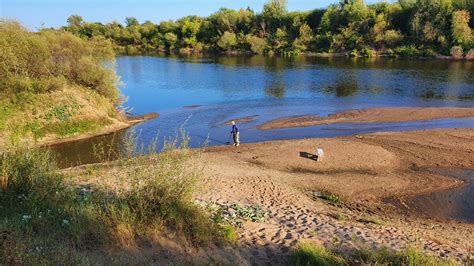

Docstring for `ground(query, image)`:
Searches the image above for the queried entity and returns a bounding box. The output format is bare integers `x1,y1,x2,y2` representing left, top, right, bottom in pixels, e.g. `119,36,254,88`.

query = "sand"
126,112,159,125
224,115,259,125
65,127,474,264
257,107,474,130
189,128,474,264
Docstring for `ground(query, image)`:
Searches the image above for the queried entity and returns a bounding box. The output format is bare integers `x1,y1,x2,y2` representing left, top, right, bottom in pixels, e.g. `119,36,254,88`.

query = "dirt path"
257,107,474,130
192,128,474,264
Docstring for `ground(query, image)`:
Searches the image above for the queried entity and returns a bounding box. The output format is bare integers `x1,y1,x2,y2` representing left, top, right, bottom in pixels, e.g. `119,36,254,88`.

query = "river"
51,55,473,166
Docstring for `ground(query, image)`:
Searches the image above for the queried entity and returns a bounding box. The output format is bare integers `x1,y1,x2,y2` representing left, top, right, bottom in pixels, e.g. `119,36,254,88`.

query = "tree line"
63,0,473,57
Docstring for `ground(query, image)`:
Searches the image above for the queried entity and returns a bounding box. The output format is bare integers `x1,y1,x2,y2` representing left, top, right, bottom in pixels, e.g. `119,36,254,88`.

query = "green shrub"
385,48,397,58
395,45,419,57
420,48,436,58
349,49,358,57
450,46,464,59
361,48,375,57
0,20,119,102
221,224,238,243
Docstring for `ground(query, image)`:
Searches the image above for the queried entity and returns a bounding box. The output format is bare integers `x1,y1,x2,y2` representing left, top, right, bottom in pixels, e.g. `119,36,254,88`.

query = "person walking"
230,121,240,146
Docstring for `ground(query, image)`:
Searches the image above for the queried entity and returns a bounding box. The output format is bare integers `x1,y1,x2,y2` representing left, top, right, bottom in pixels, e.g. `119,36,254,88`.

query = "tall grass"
290,243,456,266
290,243,346,266
0,133,228,264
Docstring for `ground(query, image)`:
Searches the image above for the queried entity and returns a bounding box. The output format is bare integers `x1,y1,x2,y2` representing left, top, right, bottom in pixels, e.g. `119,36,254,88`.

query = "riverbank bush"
0,138,229,263
0,20,123,145
290,243,456,266
60,0,473,58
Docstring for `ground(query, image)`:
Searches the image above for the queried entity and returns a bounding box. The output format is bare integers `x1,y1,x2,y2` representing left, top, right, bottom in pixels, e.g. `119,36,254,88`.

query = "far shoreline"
116,50,474,61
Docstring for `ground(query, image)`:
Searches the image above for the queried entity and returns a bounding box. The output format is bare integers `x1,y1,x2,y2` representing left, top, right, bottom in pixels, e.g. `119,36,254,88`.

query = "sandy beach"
257,108,474,130
184,128,474,264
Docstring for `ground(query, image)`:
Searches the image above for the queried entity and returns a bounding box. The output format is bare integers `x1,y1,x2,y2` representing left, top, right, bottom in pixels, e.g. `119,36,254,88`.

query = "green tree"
451,10,472,46
125,17,139,27
261,0,288,34
217,31,237,50
178,17,201,47
66,15,84,35
164,32,178,50
410,0,453,45
292,23,313,51
245,34,267,54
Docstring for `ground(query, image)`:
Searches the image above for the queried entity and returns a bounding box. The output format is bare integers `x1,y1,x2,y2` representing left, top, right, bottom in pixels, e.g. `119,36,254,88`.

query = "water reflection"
49,130,128,167
116,55,473,115
322,71,359,97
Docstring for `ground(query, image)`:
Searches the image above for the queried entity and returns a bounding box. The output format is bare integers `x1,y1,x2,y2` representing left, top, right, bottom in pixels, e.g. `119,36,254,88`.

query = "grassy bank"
0,20,125,147
0,135,232,264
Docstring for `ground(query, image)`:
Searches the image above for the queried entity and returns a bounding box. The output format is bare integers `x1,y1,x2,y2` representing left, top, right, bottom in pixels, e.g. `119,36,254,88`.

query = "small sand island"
224,115,259,125
257,107,474,130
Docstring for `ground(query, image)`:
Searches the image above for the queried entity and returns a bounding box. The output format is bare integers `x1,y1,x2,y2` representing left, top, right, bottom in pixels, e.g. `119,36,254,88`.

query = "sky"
1,0,393,30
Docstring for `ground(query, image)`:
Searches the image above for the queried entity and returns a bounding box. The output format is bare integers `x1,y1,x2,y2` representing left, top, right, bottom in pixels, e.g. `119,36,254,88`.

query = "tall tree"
125,17,139,27
451,10,473,46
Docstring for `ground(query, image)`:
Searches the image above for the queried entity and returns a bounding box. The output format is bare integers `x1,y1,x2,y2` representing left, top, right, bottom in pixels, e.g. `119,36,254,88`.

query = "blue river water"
51,55,474,165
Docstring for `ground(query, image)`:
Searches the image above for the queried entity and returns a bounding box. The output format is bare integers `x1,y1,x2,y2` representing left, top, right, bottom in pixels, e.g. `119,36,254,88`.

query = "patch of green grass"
352,246,456,266
221,224,238,243
0,99,15,131
320,193,341,205
350,234,360,242
309,191,342,205
37,118,110,138
290,243,346,266
333,213,347,221
289,244,456,266
359,216,384,225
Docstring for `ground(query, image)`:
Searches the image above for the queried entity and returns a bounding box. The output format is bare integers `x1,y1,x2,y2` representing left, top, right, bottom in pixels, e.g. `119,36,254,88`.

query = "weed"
335,213,347,221
359,216,384,225
221,225,238,243
309,191,342,205
290,243,346,266
350,234,359,242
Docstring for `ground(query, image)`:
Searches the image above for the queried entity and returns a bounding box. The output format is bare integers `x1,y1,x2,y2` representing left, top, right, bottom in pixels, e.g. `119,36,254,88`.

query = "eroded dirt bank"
257,107,474,130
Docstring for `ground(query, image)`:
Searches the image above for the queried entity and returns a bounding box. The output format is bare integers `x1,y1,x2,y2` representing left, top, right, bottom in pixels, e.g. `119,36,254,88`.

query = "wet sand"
183,105,203,109
127,112,160,125
257,107,474,130
224,115,259,125
191,128,474,263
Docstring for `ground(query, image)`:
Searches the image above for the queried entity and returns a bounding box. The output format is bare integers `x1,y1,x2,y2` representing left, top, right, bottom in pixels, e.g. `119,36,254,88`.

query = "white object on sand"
316,148,324,161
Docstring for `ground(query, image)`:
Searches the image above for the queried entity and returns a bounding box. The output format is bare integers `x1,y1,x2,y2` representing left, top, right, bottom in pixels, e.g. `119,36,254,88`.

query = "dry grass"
0,133,233,264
